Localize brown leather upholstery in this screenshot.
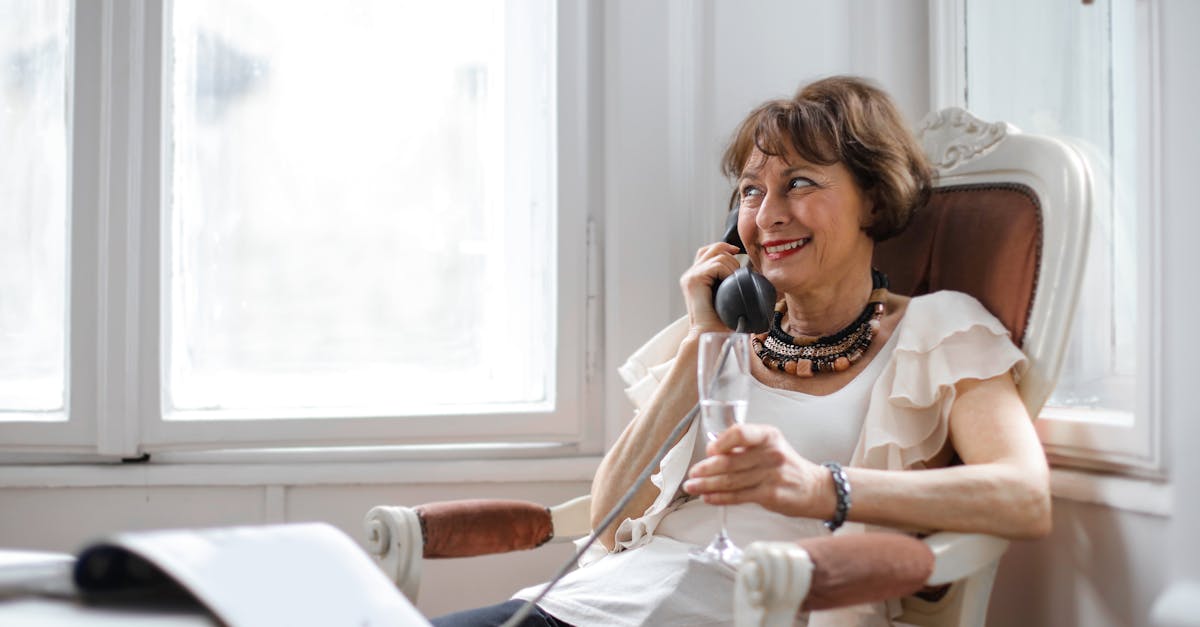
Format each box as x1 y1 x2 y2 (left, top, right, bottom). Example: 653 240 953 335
874 183 1041 345
416 500 553 558
798 533 935 611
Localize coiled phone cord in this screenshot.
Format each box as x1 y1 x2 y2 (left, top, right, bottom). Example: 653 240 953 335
498 318 747 627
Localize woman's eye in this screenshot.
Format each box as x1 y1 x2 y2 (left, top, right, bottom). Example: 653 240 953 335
789 177 815 190
739 186 763 206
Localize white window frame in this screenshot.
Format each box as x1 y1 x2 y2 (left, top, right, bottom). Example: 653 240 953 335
929 0 1162 474
0 0 601 460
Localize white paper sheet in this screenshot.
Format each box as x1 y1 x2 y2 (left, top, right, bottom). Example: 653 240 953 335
85 523 430 627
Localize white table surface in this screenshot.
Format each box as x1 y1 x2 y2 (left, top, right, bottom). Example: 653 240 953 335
0 597 217 626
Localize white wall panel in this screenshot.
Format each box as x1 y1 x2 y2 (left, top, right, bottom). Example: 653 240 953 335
711 0 929 134
0 486 264 551
991 499 1169 626
1151 0 1200 622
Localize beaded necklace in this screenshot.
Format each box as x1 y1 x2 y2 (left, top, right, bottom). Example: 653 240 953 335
752 269 889 377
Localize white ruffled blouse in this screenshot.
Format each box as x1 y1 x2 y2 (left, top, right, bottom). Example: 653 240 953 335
524 290 1029 626
610 290 1028 556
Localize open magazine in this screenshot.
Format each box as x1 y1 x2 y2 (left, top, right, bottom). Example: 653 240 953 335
15 523 431 627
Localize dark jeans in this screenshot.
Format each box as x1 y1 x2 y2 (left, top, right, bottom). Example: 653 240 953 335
430 599 575 627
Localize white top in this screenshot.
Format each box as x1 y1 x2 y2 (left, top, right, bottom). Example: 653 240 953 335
515 291 1029 627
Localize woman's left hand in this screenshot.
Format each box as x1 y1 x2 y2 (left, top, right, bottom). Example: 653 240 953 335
682 423 832 519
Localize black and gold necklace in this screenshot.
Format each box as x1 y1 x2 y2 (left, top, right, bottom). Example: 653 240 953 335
752 269 889 377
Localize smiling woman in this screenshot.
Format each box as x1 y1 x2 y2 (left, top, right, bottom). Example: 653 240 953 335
719 78 931 391
733 157 875 307
433 76 1049 627
724 78 932 244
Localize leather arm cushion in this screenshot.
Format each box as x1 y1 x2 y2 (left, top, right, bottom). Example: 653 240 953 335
415 499 554 558
798 533 935 611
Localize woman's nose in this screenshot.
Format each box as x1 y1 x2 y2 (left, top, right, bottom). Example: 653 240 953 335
756 191 790 230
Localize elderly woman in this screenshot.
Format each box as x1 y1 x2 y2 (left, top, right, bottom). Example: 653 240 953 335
435 76 1050 627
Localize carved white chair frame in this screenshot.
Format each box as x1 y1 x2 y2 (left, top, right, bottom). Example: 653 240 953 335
364 108 1091 627
918 108 1090 416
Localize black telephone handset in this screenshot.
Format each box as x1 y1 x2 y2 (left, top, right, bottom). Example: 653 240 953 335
712 209 776 333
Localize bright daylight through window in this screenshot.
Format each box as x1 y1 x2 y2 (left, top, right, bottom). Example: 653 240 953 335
0 0 68 419
168 0 556 419
966 0 1137 420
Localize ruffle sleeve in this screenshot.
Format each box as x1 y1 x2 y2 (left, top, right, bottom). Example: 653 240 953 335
850 291 1029 471
595 315 698 553
616 316 690 410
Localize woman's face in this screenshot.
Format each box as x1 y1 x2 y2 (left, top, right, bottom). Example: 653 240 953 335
736 148 875 296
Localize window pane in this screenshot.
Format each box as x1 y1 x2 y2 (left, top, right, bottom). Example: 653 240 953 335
169 0 555 415
966 0 1135 413
0 0 68 415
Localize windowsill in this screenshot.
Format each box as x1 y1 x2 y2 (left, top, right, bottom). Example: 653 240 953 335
1049 467 1171 517
0 452 1172 519
0 450 604 489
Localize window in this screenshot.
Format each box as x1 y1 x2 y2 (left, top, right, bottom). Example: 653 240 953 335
168 1 554 414
0 1 69 419
932 0 1159 471
0 1 596 458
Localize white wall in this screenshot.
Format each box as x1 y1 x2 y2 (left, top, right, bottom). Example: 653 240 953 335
1155 0 1200 604
993 501 1169 626
2 0 1198 624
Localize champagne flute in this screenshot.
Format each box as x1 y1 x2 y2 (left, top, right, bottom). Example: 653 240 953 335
690 331 751 567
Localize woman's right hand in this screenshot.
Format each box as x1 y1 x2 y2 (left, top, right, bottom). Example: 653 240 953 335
680 242 743 337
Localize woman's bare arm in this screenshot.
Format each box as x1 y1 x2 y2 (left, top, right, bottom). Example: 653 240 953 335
850 373 1051 538
684 372 1052 539
590 242 741 550
589 336 699 550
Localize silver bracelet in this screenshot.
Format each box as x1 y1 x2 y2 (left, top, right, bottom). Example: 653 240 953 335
822 461 852 532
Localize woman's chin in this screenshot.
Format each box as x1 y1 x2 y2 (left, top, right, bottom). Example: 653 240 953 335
760 268 812 295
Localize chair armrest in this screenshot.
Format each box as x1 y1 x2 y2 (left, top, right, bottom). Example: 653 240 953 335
549 495 592 539
735 533 934 627
416 499 554 558
735 542 813 627
896 533 1010 627
364 505 423 601
735 532 1010 627
920 532 1009 586
798 533 936 610
364 499 557 601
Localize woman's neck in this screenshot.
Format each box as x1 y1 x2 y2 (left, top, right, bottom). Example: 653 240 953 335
780 266 875 338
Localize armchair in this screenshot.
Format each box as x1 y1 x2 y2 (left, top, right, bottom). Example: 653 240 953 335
364 108 1091 626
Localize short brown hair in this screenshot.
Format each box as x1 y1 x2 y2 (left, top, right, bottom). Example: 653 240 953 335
722 76 932 241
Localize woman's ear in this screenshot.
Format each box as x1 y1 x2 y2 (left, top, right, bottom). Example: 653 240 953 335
858 195 877 232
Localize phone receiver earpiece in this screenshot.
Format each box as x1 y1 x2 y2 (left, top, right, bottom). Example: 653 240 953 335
712 206 775 332
722 206 746 254
713 267 775 333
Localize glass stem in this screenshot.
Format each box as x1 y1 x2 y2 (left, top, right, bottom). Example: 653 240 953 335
718 505 729 538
